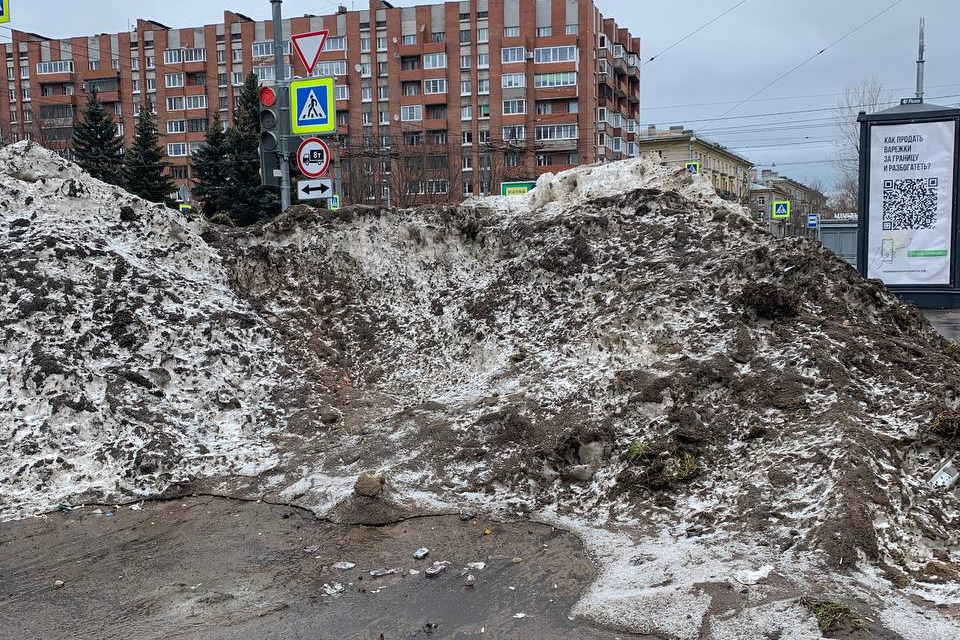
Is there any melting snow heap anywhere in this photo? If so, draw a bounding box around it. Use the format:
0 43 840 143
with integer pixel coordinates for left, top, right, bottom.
2 141 960 638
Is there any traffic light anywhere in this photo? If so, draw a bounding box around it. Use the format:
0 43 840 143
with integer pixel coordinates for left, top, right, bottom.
258 85 281 187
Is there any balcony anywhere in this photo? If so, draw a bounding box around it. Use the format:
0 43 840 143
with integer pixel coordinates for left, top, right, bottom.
612 56 628 75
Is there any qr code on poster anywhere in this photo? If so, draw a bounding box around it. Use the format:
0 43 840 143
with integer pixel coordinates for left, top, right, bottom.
882 178 939 230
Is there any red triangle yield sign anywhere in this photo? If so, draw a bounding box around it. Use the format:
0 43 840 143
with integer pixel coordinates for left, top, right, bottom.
291 30 329 75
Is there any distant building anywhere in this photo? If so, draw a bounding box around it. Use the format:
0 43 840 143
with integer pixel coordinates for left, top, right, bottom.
635 125 753 201
748 169 827 237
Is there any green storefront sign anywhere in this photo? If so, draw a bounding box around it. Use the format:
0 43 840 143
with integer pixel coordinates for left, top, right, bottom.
500 181 537 196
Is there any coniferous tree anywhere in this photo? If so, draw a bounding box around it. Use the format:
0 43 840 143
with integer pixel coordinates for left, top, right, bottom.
123 96 174 206
193 113 229 217
221 73 278 225
72 87 124 185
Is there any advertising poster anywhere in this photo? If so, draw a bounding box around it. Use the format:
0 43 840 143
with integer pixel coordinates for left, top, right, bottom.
867 120 956 285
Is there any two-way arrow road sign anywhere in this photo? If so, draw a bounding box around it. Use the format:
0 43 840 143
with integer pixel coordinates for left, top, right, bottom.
297 178 333 201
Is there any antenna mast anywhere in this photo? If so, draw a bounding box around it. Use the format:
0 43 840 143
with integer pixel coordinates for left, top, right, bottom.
916 17 925 101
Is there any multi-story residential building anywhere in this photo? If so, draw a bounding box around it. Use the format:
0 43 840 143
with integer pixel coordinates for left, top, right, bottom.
635 125 753 202
0 0 641 206
748 168 828 237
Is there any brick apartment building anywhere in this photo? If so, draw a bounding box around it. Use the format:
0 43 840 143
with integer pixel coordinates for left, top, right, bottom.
0 0 640 206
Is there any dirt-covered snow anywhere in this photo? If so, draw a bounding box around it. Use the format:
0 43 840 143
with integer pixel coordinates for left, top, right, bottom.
3 141 960 638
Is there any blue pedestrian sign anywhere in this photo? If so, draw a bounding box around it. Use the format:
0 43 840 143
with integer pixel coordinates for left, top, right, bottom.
290 77 336 135
807 213 819 229
330 195 341 210
771 200 791 219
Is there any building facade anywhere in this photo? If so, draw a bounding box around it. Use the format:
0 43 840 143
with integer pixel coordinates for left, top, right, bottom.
0 0 641 206
635 125 753 202
748 169 828 238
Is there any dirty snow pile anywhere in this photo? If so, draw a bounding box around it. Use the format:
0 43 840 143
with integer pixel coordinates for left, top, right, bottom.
0 142 323 520
215 158 960 637
4 141 960 638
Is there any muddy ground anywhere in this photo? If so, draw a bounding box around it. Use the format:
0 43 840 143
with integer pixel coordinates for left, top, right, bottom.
0 497 622 640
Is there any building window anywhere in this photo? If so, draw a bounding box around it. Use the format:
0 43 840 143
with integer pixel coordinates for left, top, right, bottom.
171 166 189 180
217 50 226 63
131 57 139 71
402 81 420 96
334 85 349 100
460 79 471 95
251 41 289 57
431 32 445 43
506 153 520 166
185 94 207 110
538 154 549 166
598 34 608 49
184 48 206 62
478 103 490 119
460 55 471 70
424 78 447 94
565 24 579 35
477 28 489 43
37 60 74 74
146 78 156 92
503 125 526 141
503 26 520 38
502 73 525 89
477 53 489 69
377 37 388 51
536 124 578 140
401 56 420 71
503 99 526 115
534 46 577 64
460 29 471 44
423 53 447 69
401 105 422 121
166 96 184 111
165 73 184 88
166 119 186 134
378 85 389 100
360 37 371 53
324 36 346 51
360 62 372 77
379 109 389 124
378 62 389 75
462 131 473 145
502 47 525 63
405 131 423 145
536 26 553 37
315 60 347 77
362 87 372 102
88 60 100 71
477 79 489 94
462 155 473 171
231 71 244 85
167 143 188 157
145 56 155 69
188 118 209 133
402 34 417 45
163 49 182 64
460 105 472 120
534 72 577 88
232 48 243 62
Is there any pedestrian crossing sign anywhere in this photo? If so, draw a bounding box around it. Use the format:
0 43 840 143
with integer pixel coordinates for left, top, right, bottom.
772 200 791 219
0 1 10 24
290 77 335 134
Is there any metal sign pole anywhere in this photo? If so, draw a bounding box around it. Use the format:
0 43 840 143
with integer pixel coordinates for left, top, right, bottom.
271 0 292 211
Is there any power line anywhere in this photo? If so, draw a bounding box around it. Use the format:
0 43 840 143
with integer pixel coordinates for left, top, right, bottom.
642 0 751 67
641 83 960 112
703 0 907 127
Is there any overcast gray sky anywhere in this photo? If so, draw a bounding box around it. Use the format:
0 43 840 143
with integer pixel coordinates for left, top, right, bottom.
6 0 959 192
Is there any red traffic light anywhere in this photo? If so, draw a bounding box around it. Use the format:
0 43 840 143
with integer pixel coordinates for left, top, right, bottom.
259 86 277 108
